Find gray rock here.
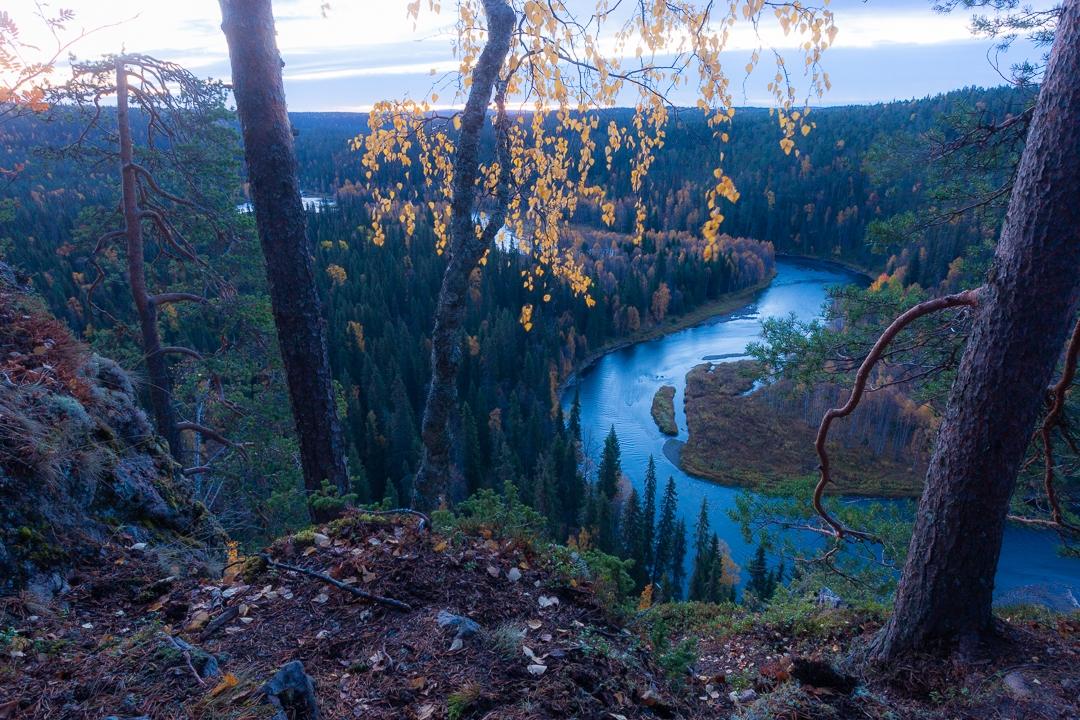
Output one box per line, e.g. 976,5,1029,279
1003,670,1034,699
437,610,480,639
816,587,844,608
728,688,758,703
262,660,320,720
168,636,221,680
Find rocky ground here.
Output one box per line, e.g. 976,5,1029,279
1,510,1076,719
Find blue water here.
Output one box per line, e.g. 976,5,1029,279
562,258,1078,605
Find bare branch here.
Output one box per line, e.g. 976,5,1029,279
149,292,207,306
814,287,982,539
157,346,204,361
1037,315,1080,526
176,420,247,459
257,553,412,612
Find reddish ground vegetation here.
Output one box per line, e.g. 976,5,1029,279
0,278,95,403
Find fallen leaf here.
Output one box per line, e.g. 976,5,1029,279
433,541,448,552
407,676,426,690
210,673,239,697
527,663,547,676
416,703,436,720
538,595,559,608
313,593,330,604
486,566,500,578
527,619,542,630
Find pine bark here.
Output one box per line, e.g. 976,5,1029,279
219,0,348,518
871,0,1080,660
413,0,516,509
116,60,181,454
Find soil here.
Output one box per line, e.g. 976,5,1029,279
1,513,1076,720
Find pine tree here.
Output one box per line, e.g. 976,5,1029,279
597,425,621,499
688,498,712,601
642,456,658,579
652,476,678,590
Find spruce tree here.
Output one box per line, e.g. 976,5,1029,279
747,542,775,601
621,488,647,587
670,519,688,600
594,488,618,554
642,456,658,579
704,534,724,603
652,476,678,589
597,425,621,498
568,387,582,442
688,498,712,601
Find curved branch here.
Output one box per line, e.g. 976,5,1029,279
176,421,247,459
158,346,204,361
127,162,198,208
1039,315,1080,526
814,288,982,539
150,292,207,306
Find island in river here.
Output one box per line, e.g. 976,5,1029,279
679,360,932,496
650,385,678,435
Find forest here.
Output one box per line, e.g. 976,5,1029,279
0,1,1078,719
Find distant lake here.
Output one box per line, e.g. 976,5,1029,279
236,195,336,214
562,257,1078,608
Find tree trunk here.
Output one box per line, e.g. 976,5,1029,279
219,0,348,519
412,0,516,510
871,0,1080,661
116,60,181,455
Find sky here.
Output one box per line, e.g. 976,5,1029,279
8,0,1050,111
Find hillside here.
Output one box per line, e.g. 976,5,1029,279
680,361,932,496
2,508,1077,719
0,263,224,595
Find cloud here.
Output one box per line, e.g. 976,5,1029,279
5,0,1048,110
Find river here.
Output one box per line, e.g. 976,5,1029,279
561,258,1078,607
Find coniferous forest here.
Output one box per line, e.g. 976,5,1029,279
1,2,1077,719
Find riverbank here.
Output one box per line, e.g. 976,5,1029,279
680,361,928,497
774,252,877,282
560,271,776,393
